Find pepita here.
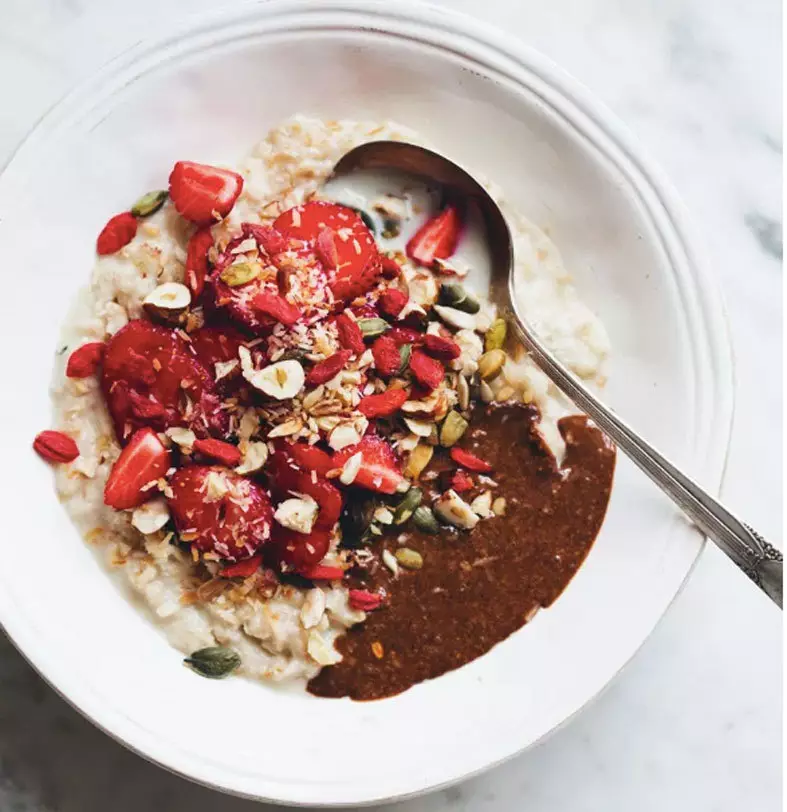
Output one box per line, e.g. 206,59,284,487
131,189,168,218
439,410,469,447
456,373,470,410
412,505,440,534
485,318,508,351
395,547,424,570
393,487,423,524
220,262,260,287
480,380,495,403
357,317,389,339
404,443,434,479
496,385,516,403
398,343,412,373
184,646,241,679
478,349,506,381
438,282,480,314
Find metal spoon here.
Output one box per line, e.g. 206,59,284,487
332,141,783,608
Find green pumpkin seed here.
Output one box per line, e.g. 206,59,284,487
184,646,241,679
440,410,469,447
220,262,260,287
393,487,423,524
478,349,506,381
485,318,508,351
339,498,378,548
398,343,412,373
395,547,423,570
412,505,440,534
357,318,389,338
439,282,480,314
131,189,168,218
404,444,433,479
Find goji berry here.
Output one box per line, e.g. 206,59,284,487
335,313,365,355
96,212,138,255
378,288,409,319
66,342,105,378
252,292,301,326
193,438,242,467
449,470,474,493
409,349,444,390
185,227,214,298
33,430,79,463
305,350,352,386
299,564,345,581
388,326,421,346
348,589,383,611
372,335,401,377
450,447,493,473
219,554,262,578
421,334,461,361
357,388,408,418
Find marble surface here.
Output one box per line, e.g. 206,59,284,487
0,0,781,810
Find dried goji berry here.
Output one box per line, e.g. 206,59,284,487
252,292,301,326
372,335,401,377
300,564,345,581
348,589,383,611
96,212,138,255
450,447,493,473
305,350,353,386
335,313,365,355
409,349,444,390
33,430,79,463
449,470,474,493
185,227,214,298
193,438,242,467
219,554,262,578
66,342,105,378
421,334,461,361
378,288,409,319
387,326,421,346
357,388,408,418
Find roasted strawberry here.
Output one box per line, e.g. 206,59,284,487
273,528,332,573
96,212,138,255
185,227,215,298
102,319,228,443
189,326,246,391
282,442,334,477
332,435,404,495
406,204,462,267
168,161,244,225
167,465,274,561
274,201,381,303
104,428,171,510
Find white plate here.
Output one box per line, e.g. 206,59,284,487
0,1,733,806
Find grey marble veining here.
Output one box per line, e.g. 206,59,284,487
0,1,781,810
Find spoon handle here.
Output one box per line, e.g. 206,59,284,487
513,322,783,608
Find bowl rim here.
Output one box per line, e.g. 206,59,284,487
0,0,734,806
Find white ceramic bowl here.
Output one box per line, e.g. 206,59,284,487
0,1,733,806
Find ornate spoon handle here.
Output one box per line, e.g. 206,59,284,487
510,316,782,608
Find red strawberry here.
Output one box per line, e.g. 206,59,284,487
299,563,345,581
283,442,334,477
372,335,401,377
332,435,404,495
66,342,105,378
274,201,381,303
378,288,409,319
421,334,461,361
450,447,493,473
348,589,383,611
193,438,242,467
306,350,352,387
335,313,365,355
102,319,228,443
185,227,214,298
388,326,422,346
168,465,274,561
409,349,445,390
273,529,332,573
189,326,246,392
104,428,171,510
219,554,262,578
96,212,138,255
252,292,301,326
406,205,462,267
168,161,244,225
357,388,408,418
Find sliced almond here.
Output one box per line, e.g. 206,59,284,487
235,441,268,474
339,451,363,485
403,417,434,437
131,497,170,535
434,304,477,331
275,496,319,535
434,489,479,530
470,490,494,518
214,359,239,381
307,630,342,666
300,588,326,629
143,282,191,325
166,426,196,450
328,422,362,451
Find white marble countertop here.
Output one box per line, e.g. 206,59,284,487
0,0,781,810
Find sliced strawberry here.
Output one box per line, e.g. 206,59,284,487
102,319,228,443
406,205,462,267
357,388,408,418
219,554,262,578
104,428,171,510
450,447,493,473
252,291,301,326
96,212,138,256
189,326,246,391
283,442,334,477
332,435,404,495
335,313,365,355
168,161,243,226
185,227,215,298
193,438,242,467
274,201,381,303
167,465,274,561
273,529,332,573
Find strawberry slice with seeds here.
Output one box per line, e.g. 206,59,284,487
104,428,171,510
185,227,215,298
332,435,404,495
283,442,334,477
274,201,382,304
406,204,462,267
96,212,138,256
189,326,246,392
168,161,244,226
102,319,228,443
167,465,274,561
